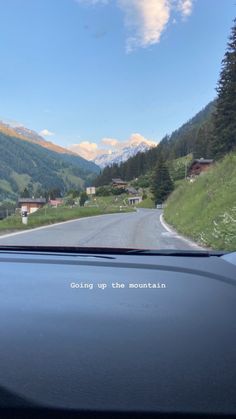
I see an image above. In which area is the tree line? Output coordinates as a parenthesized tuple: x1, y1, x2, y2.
(94, 18, 236, 204)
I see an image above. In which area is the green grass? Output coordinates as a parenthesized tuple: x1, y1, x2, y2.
(0, 199, 134, 233)
(86, 194, 132, 210)
(164, 151, 236, 251)
(167, 154, 193, 181)
(136, 197, 155, 208)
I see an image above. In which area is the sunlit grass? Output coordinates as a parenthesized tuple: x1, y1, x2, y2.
(164, 152, 236, 251)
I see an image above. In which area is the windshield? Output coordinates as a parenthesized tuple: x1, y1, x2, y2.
(0, 0, 235, 252)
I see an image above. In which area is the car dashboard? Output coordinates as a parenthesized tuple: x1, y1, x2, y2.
(0, 247, 236, 418)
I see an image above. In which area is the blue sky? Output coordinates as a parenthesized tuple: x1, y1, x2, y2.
(0, 0, 235, 154)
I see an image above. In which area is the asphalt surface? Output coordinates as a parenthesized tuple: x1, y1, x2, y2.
(0, 209, 201, 250)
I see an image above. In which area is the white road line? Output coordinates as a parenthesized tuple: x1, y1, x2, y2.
(0, 212, 130, 240)
(159, 213, 204, 250)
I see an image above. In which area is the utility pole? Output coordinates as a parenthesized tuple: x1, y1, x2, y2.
(185, 161, 188, 180)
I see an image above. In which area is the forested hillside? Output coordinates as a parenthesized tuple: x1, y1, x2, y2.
(94, 17, 236, 251)
(0, 130, 99, 200)
(164, 18, 236, 251)
(95, 19, 236, 191)
(95, 100, 216, 186)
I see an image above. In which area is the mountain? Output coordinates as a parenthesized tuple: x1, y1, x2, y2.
(0, 122, 99, 201)
(94, 101, 216, 186)
(68, 134, 156, 168)
(94, 140, 156, 168)
(160, 100, 216, 160)
(0, 122, 77, 155)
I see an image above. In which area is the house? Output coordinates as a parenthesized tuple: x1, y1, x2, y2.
(112, 178, 128, 189)
(18, 198, 46, 214)
(128, 196, 142, 205)
(188, 158, 214, 177)
(49, 198, 63, 207)
(126, 186, 138, 195)
(86, 186, 96, 195)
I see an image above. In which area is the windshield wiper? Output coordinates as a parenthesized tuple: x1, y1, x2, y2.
(0, 245, 226, 257)
(126, 249, 226, 257)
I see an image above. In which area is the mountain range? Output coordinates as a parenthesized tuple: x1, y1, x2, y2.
(1, 122, 79, 155)
(68, 134, 156, 168)
(0, 100, 215, 201)
(0, 122, 99, 201)
(94, 101, 216, 186)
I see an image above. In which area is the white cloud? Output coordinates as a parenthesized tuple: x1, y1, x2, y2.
(69, 141, 101, 160)
(129, 132, 155, 146)
(68, 133, 157, 160)
(75, 0, 193, 52)
(39, 129, 55, 137)
(178, 0, 193, 17)
(118, 0, 170, 53)
(101, 137, 119, 147)
(100, 133, 156, 150)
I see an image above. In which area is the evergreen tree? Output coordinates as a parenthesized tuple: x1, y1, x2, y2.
(21, 187, 30, 198)
(151, 157, 174, 205)
(193, 125, 208, 159)
(213, 18, 236, 157)
(80, 191, 88, 207)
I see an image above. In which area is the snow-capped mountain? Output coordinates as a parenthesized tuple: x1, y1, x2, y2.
(94, 141, 156, 168)
(68, 134, 157, 168)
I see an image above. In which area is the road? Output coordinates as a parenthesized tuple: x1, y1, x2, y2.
(0, 209, 202, 249)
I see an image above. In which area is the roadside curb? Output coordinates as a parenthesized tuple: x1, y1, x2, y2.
(159, 213, 204, 250)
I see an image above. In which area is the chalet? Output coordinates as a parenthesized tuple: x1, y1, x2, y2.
(188, 158, 214, 177)
(128, 196, 142, 205)
(18, 198, 46, 214)
(126, 186, 138, 195)
(112, 178, 128, 189)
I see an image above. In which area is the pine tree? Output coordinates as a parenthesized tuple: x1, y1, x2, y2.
(80, 191, 88, 207)
(21, 187, 30, 198)
(151, 157, 174, 205)
(213, 18, 236, 157)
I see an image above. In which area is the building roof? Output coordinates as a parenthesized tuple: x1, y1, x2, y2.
(112, 178, 127, 184)
(126, 187, 138, 194)
(188, 158, 214, 173)
(18, 198, 46, 204)
(191, 158, 214, 165)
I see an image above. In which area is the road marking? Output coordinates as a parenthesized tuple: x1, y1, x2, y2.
(160, 213, 204, 250)
(0, 212, 131, 240)
(161, 232, 173, 237)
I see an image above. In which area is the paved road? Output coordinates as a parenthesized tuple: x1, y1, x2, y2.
(0, 209, 201, 249)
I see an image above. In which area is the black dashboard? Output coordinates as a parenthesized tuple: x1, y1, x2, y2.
(0, 247, 236, 418)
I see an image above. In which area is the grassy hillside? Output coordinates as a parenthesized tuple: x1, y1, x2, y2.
(167, 154, 193, 181)
(164, 152, 236, 251)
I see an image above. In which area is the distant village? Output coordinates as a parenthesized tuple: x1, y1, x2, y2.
(17, 157, 214, 217)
